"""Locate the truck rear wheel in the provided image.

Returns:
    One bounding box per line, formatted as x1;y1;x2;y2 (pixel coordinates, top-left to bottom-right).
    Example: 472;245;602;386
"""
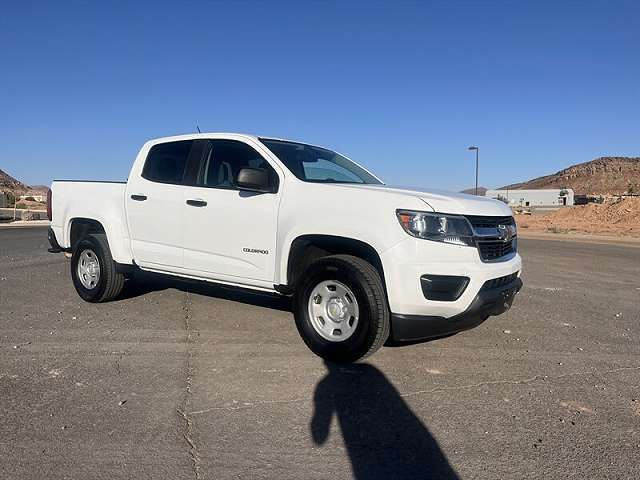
71;233;125;303
293;255;390;363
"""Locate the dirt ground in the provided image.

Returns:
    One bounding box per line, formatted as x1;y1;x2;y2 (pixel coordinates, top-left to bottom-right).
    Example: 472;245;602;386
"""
516;197;640;237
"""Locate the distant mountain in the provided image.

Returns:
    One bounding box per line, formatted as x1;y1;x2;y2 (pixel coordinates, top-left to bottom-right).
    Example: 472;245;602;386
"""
0;168;28;194
460;187;487;196
501;157;640;195
0;169;48;195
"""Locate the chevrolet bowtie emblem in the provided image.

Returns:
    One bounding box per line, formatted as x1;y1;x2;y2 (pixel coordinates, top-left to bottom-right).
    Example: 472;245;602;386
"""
497;224;515;242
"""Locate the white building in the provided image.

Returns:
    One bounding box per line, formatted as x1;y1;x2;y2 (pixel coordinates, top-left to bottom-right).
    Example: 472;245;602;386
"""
485;188;574;208
18;193;46;202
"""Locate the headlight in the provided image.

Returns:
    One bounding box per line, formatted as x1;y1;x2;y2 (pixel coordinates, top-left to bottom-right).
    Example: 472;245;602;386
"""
396;210;475;247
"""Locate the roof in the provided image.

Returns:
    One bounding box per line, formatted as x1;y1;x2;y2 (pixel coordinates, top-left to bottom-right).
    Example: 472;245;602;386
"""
145;132;330;150
146;132;258;143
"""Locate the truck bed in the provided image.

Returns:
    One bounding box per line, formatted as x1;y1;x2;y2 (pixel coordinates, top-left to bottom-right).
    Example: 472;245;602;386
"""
50;180;131;263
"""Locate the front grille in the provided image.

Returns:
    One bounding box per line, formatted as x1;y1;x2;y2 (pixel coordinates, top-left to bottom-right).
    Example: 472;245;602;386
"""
477;239;516;261
482;272;519;290
464;215;517;261
465;215;515;229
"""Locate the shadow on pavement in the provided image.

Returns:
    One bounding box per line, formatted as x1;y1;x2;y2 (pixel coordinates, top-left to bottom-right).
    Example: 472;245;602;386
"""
118;271;291;312
311;361;459;479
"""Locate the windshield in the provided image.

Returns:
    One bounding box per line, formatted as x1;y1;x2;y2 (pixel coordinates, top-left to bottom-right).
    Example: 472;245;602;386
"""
259;138;382;184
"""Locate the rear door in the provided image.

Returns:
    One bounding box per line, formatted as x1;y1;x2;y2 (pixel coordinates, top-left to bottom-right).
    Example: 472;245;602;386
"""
182;138;281;283
125;140;199;269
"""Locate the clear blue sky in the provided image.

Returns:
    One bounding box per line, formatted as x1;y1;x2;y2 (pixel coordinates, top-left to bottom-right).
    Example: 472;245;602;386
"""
1;0;638;190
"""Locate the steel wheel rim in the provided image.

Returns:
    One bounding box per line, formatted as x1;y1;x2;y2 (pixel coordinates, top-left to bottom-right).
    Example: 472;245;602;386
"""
307;280;359;342
77;249;100;290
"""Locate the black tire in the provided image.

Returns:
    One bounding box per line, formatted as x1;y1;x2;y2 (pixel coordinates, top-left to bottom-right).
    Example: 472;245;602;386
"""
71;233;125;303
293;254;390;363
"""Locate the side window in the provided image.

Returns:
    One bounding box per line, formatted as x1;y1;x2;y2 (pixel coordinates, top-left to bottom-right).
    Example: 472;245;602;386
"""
198;140;278;191
142;140;194;184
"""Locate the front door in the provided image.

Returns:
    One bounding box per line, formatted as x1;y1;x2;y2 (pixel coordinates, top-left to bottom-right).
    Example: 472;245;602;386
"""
182;139;281;283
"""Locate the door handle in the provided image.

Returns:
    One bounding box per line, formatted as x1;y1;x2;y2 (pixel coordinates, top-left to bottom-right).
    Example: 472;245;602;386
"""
186;199;207;207
131;194;147;201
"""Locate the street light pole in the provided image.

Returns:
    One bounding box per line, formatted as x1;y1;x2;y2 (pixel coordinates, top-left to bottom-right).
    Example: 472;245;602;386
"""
468;146;479;195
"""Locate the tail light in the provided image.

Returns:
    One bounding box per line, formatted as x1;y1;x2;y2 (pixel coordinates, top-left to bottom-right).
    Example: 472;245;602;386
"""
46;188;52;221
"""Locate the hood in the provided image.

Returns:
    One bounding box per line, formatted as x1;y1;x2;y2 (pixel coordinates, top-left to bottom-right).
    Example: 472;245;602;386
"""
333;184;513;216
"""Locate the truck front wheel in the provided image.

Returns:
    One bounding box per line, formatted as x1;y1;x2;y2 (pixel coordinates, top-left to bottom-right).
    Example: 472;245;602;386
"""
71;233;125;303
293;255;390;363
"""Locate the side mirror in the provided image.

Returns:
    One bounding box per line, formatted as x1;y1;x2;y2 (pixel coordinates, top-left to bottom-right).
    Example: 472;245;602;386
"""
236;168;273;193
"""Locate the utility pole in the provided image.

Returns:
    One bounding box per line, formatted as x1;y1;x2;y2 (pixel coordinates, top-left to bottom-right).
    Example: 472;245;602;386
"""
468;146;479;195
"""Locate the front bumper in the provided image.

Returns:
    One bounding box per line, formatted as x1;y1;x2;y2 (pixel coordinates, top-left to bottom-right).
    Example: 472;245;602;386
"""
381;236;522;318
391;276;523;341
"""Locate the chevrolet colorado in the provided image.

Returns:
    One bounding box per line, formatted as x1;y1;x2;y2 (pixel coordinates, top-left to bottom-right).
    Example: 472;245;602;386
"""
48;133;522;362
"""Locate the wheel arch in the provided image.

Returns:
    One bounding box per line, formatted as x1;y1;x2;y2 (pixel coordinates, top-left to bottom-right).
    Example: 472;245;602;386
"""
282;234;386;291
68;217;106;250
65;216;133;264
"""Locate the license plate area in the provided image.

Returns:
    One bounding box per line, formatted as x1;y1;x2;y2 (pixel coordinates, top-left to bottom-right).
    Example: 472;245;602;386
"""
497;286;518;313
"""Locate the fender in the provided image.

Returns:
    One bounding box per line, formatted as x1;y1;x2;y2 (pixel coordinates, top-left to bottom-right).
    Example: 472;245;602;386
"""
64;215;134;264
277;232;389;288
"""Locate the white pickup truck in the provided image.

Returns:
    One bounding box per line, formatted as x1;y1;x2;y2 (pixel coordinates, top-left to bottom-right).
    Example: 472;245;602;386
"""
48;133;522;362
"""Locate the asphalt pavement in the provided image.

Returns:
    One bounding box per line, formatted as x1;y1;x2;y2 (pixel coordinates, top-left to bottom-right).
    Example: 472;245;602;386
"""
1;226;638;479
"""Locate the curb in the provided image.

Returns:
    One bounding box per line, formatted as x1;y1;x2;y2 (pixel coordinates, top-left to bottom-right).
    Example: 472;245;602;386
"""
518;231;640;247
0;221;50;228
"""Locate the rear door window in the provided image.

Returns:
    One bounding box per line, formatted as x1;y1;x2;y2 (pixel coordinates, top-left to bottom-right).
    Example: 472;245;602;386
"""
142;140;194;184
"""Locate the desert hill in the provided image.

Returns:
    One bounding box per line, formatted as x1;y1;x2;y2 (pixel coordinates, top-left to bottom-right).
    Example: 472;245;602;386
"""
0;168;28;194
501;157;640;195
0;169;47;195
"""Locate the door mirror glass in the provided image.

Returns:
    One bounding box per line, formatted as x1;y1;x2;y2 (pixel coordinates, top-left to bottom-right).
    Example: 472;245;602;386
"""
236;168;272;193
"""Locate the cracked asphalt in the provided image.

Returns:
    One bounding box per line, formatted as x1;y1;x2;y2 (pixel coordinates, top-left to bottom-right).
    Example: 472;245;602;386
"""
1;226;639;479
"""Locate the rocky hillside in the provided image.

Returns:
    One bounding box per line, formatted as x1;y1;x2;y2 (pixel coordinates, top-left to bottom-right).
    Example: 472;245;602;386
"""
502;157;640;195
0;168;28;194
0;169;47;195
